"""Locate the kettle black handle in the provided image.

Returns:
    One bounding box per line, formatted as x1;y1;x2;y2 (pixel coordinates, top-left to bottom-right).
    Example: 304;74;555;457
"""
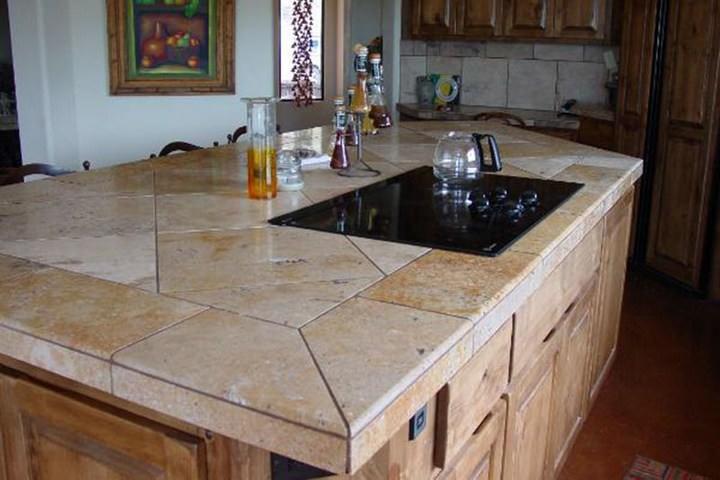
472;134;503;172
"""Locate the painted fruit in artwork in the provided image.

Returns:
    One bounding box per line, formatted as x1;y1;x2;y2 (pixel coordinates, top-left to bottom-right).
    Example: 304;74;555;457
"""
187;56;199;68
141;56;153;68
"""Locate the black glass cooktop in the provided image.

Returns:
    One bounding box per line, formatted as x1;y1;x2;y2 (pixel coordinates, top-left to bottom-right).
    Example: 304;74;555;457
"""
269;167;583;257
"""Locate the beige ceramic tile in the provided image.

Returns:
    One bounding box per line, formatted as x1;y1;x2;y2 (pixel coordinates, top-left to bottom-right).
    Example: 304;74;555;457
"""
0;254;46;282
302;298;472;433
505;155;579;178
158;227;382;293
300;157;405;191
156;191;310;233
112;365;349;474
553;164;629;192
0;195;155;242
362;249;541;322
114;308;346;435
362;144;436;168
173;277;381;328
347;237;430;275
56;162;154;197
0;234;157;292
0;268;206;359
300;186;356;203
0;324;112;392
154;158;247;195
0;177;87;205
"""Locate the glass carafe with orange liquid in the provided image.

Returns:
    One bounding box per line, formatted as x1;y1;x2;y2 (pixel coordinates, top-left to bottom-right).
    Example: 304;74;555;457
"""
243;97;278;200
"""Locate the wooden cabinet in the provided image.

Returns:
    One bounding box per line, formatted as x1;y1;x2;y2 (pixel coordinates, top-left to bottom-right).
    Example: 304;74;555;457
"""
554;0;608;39
409;0;610;40
436;400;506;480
504;326;560;480
578;116;616;151
545;276;598;478
589;191;634;401
411;0;456;37
0;375;204;480
645;0;720;290
456;0;502;36
504;0;554;38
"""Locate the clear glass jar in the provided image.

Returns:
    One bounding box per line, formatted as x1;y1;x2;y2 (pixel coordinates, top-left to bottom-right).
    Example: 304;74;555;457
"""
277;150;304;191
243;97;279;199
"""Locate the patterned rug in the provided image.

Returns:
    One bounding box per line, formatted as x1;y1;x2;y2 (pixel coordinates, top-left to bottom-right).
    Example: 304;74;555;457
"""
625;456;711;480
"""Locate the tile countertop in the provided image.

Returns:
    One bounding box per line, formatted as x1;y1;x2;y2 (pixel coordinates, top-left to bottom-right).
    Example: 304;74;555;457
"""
0;123;642;474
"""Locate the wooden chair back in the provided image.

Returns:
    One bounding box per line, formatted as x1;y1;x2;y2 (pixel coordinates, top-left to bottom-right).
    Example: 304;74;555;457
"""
0;163;74;186
152;141;220;158
473;112;528;128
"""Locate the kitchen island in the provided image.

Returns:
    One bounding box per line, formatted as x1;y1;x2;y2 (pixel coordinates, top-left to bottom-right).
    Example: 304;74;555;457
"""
0;123;641;479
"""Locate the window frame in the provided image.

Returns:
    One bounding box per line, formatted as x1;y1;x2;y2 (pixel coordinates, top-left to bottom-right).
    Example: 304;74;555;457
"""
277;0;326;102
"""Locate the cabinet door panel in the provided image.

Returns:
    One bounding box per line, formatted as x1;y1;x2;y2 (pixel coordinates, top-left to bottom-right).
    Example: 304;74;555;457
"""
646;0;720;288
457;0;502;37
546;277;598;478
0;377;203;480
554;0;607;39
504;0;553;37
590;192;633;400
412;0;455;37
615;0;659;157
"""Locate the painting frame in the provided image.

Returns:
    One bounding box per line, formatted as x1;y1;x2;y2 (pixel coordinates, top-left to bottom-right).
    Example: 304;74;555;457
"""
107;0;235;95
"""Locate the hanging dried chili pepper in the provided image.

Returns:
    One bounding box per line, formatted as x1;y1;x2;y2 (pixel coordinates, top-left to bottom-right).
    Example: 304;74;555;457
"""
291;0;314;107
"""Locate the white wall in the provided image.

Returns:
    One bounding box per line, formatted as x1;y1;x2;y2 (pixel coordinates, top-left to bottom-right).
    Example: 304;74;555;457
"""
9;0;276;169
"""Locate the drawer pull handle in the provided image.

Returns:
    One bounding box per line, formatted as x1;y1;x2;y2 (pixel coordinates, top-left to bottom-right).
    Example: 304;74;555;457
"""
472;411;493;436
564;300;578;316
543;327;558;344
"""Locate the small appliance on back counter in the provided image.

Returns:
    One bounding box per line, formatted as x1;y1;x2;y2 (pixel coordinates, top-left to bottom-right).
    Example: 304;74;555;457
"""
416;74;462;110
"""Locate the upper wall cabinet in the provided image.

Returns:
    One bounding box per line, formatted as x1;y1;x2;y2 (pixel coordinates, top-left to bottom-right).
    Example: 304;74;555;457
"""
504;0;554;38
408;0;611;41
411;0;456;36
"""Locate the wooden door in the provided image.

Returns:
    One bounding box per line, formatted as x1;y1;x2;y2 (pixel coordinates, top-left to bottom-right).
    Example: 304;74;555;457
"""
436;400;506;480
504;327;561;480
646;0;720;288
712;198;720;300
589;192;634;401
554;0;608;40
411;0;456;37
545;277;598;478
456;0;502;37
503;0;554;38
0;375;204;480
615;0;659;158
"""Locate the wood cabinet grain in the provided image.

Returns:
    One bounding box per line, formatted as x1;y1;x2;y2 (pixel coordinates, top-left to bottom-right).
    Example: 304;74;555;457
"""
554;0;607;39
646;0;720;289
504;0;554;37
456;0;503;36
411;0;456;36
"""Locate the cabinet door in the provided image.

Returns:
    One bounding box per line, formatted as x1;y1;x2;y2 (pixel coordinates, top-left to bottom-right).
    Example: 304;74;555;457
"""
0;376;204;480
456;0;502;37
589;192;633;401
503;0;554;38
646;0;720;288
411;0;456;37
545;276;598;478
504;327;560;480
615;0;660;158
437;400;506;480
554;0;608;39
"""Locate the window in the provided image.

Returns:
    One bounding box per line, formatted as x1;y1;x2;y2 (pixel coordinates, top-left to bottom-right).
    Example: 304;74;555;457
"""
279;0;324;101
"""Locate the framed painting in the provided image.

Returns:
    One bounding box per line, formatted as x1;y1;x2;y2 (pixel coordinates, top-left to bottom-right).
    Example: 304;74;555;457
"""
107;0;235;95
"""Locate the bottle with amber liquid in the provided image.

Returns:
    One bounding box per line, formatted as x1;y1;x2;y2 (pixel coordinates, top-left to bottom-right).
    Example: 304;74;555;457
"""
243;97;278;199
350;46;376;136
368;53;393;128
330;97;350;170
345;87;359;146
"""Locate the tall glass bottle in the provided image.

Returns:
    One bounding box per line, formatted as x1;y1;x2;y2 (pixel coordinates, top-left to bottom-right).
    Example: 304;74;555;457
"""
330;97;350;170
345;87;359;146
350;46;372;135
368;53;393;128
243;97;278;200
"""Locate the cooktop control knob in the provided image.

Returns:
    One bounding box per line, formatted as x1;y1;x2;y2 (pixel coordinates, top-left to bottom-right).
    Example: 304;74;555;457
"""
520;190;539;207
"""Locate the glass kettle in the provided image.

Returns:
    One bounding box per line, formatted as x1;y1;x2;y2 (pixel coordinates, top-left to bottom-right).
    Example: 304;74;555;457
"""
433;132;502;185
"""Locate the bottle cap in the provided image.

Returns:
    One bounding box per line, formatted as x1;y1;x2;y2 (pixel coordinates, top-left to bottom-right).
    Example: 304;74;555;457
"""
347;86;356;93
334;96;344;106
369;53;382;63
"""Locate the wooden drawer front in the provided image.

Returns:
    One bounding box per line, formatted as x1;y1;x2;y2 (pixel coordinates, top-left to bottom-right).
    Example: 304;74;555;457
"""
436;399;506;480
435;321;511;468
513;222;603;379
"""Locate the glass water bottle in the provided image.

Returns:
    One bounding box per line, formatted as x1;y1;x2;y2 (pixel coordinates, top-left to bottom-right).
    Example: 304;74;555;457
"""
368;53;393;129
345;87;359;146
243;97;279;200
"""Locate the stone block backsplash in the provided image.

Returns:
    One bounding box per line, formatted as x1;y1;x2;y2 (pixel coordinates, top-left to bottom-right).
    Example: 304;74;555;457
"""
400;40;619;111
